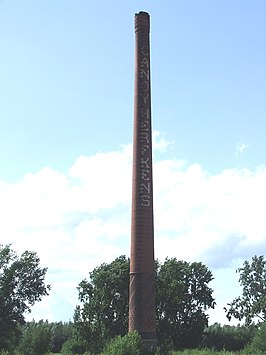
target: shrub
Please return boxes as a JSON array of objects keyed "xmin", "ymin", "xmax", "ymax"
[
  {"xmin": 249, "ymin": 322, "xmax": 266, "ymax": 351},
  {"xmin": 61, "ymin": 337, "xmax": 88, "ymax": 355},
  {"xmin": 101, "ymin": 331, "xmax": 143, "ymax": 355},
  {"xmin": 201, "ymin": 323, "xmax": 256, "ymax": 351}
]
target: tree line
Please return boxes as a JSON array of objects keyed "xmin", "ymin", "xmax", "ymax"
[{"xmin": 0, "ymin": 244, "xmax": 266, "ymax": 354}]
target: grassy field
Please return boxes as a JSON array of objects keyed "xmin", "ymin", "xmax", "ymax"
[{"xmin": 172, "ymin": 349, "xmax": 264, "ymax": 355}]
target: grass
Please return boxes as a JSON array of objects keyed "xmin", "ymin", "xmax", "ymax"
[{"xmin": 171, "ymin": 349, "xmax": 265, "ymax": 355}]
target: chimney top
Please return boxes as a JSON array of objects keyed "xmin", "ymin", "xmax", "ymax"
[{"xmin": 135, "ymin": 11, "xmax": 150, "ymax": 32}]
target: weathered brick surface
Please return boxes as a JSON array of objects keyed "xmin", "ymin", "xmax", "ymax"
[{"xmin": 129, "ymin": 11, "xmax": 157, "ymax": 345}]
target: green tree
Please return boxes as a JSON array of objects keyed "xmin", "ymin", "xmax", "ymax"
[
  {"xmin": 201, "ymin": 323, "xmax": 256, "ymax": 351},
  {"xmin": 18, "ymin": 320, "xmax": 51, "ymax": 355},
  {"xmin": 17, "ymin": 320, "xmax": 74, "ymax": 354},
  {"xmin": 156, "ymin": 258, "xmax": 215, "ymax": 349},
  {"xmin": 0, "ymin": 244, "xmax": 50, "ymax": 350},
  {"xmin": 49, "ymin": 321, "xmax": 74, "ymax": 353},
  {"xmin": 225, "ymin": 255, "xmax": 266, "ymax": 325},
  {"xmin": 74, "ymin": 255, "xmax": 129, "ymax": 353},
  {"xmin": 250, "ymin": 322, "xmax": 266, "ymax": 351},
  {"xmin": 74, "ymin": 256, "xmax": 215, "ymax": 352}
]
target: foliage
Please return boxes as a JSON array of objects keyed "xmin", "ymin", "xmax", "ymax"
[
  {"xmin": 17, "ymin": 320, "xmax": 74, "ymax": 354},
  {"xmin": 156, "ymin": 258, "xmax": 215, "ymax": 350},
  {"xmin": 17, "ymin": 320, "xmax": 51, "ymax": 355},
  {"xmin": 101, "ymin": 331, "xmax": 143, "ymax": 355},
  {"xmin": 49, "ymin": 321, "xmax": 74, "ymax": 353},
  {"xmin": 249, "ymin": 321, "xmax": 266, "ymax": 351},
  {"xmin": 0, "ymin": 244, "xmax": 50, "ymax": 350},
  {"xmin": 171, "ymin": 350, "xmax": 265, "ymax": 355},
  {"xmin": 173, "ymin": 351, "xmax": 232, "ymax": 355},
  {"xmin": 201, "ymin": 323, "xmax": 256, "ymax": 351},
  {"xmin": 74, "ymin": 255, "xmax": 129, "ymax": 353},
  {"xmin": 60, "ymin": 336, "xmax": 89, "ymax": 354},
  {"xmin": 75, "ymin": 256, "xmax": 215, "ymax": 352},
  {"xmin": 225, "ymin": 255, "xmax": 266, "ymax": 325}
]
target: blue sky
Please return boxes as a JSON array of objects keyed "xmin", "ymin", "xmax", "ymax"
[{"xmin": 1, "ymin": 1, "xmax": 266, "ymax": 325}]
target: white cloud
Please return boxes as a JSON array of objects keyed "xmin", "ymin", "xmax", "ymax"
[
  {"xmin": 153, "ymin": 131, "xmax": 174, "ymax": 152},
  {"xmin": 1, "ymin": 133, "xmax": 266, "ymax": 323},
  {"xmin": 154, "ymin": 164, "xmax": 266, "ymax": 265},
  {"xmin": 235, "ymin": 142, "xmax": 249, "ymax": 158},
  {"xmin": 68, "ymin": 144, "xmax": 132, "ymax": 212}
]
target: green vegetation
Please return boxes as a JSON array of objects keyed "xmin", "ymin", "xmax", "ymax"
[
  {"xmin": 0, "ymin": 319, "xmax": 261, "ymax": 354},
  {"xmin": 17, "ymin": 320, "xmax": 74, "ymax": 355},
  {"xmin": 171, "ymin": 350, "xmax": 265, "ymax": 355},
  {"xmin": 156, "ymin": 258, "xmax": 215, "ymax": 350},
  {"xmin": 74, "ymin": 255, "xmax": 129, "ymax": 353},
  {"xmin": 0, "ymin": 244, "xmax": 50, "ymax": 351},
  {"xmin": 201, "ymin": 323, "xmax": 256, "ymax": 351},
  {"xmin": 75, "ymin": 256, "xmax": 215, "ymax": 353},
  {"xmin": 1, "ymin": 248, "xmax": 266, "ymax": 354},
  {"xmin": 225, "ymin": 255, "xmax": 266, "ymax": 325},
  {"xmin": 101, "ymin": 331, "xmax": 143, "ymax": 355}
]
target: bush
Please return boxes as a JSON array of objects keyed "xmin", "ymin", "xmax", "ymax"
[
  {"xmin": 201, "ymin": 323, "xmax": 256, "ymax": 351},
  {"xmin": 155, "ymin": 337, "xmax": 173, "ymax": 355},
  {"xmin": 61, "ymin": 337, "xmax": 88, "ymax": 355},
  {"xmin": 101, "ymin": 331, "xmax": 143, "ymax": 355},
  {"xmin": 172, "ymin": 350, "xmax": 265, "ymax": 355},
  {"xmin": 249, "ymin": 322, "xmax": 266, "ymax": 351}
]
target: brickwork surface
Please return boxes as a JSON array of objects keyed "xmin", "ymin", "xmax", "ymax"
[{"xmin": 129, "ymin": 11, "xmax": 157, "ymax": 344}]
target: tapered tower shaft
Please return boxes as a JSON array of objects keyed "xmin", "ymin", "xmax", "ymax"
[{"xmin": 129, "ymin": 11, "xmax": 157, "ymax": 346}]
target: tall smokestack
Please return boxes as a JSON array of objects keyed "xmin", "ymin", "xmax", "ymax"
[{"xmin": 129, "ymin": 11, "xmax": 157, "ymax": 347}]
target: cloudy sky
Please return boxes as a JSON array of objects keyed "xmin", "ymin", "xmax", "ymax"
[{"xmin": 1, "ymin": 1, "xmax": 266, "ymax": 325}]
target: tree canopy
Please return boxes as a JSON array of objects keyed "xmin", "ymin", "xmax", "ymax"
[
  {"xmin": 0, "ymin": 244, "xmax": 50, "ymax": 350},
  {"xmin": 225, "ymin": 255, "xmax": 266, "ymax": 325},
  {"xmin": 74, "ymin": 255, "xmax": 129, "ymax": 353},
  {"xmin": 74, "ymin": 255, "xmax": 215, "ymax": 352},
  {"xmin": 156, "ymin": 258, "xmax": 215, "ymax": 349}
]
